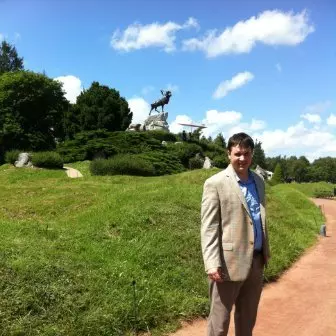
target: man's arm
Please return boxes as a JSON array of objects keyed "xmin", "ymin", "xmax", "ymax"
[{"xmin": 201, "ymin": 180, "xmax": 222, "ymax": 281}]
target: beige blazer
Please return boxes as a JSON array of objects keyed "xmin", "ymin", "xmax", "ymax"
[{"xmin": 201, "ymin": 164, "xmax": 270, "ymax": 282}]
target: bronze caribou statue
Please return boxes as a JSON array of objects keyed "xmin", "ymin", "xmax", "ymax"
[{"xmin": 149, "ymin": 90, "xmax": 172, "ymax": 115}]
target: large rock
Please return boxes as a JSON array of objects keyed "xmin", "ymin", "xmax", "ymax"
[
  {"xmin": 14, "ymin": 153, "xmax": 32, "ymax": 168},
  {"xmin": 144, "ymin": 112, "xmax": 169, "ymax": 131},
  {"xmin": 203, "ymin": 156, "xmax": 212, "ymax": 169}
]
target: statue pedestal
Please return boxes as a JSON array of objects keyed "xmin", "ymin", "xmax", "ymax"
[{"xmin": 144, "ymin": 112, "xmax": 169, "ymax": 132}]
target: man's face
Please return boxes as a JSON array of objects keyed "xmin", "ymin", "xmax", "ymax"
[{"xmin": 228, "ymin": 145, "xmax": 253, "ymax": 176}]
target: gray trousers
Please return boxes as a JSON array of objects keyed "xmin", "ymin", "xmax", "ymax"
[{"xmin": 207, "ymin": 254, "xmax": 264, "ymax": 336}]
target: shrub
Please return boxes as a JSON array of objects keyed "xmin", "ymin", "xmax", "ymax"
[
  {"xmin": 57, "ymin": 131, "xmax": 164, "ymax": 163},
  {"xmin": 5, "ymin": 150, "xmax": 21, "ymax": 165},
  {"xmin": 31, "ymin": 151, "xmax": 64, "ymax": 169},
  {"xmin": 212, "ymin": 155, "xmax": 229, "ymax": 169},
  {"xmin": 137, "ymin": 151, "xmax": 185, "ymax": 175},
  {"xmin": 57, "ymin": 140, "xmax": 87, "ymax": 163},
  {"xmin": 146, "ymin": 130, "xmax": 177, "ymax": 142},
  {"xmin": 85, "ymin": 140, "xmax": 118, "ymax": 160},
  {"xmin": 189, "ymin": 156, "xmax": 204, "ymax": 170},
  {"xmin": 167, "ymin": 142, "xmax": 203, "ymax": 167},
  {"xmin": 313, "ymin": 189, "xmax": 334, "ymax": 198},
  {"xmin": 90, "ymin": 155, "xmax": 155, "ymax": 176}
]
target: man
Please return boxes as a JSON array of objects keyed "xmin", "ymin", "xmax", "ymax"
[{"xmin": 201, "ymin": 132, "xmax": 270, "ymax": 336}]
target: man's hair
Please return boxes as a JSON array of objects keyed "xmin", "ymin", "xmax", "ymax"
[{"xmin": 227, "ymin": 132, "xmax": 254, "ymax": 152}]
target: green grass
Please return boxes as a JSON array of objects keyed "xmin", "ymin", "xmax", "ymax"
[
  {"xmin": 264, "ymin": 184, "xmax": 323, "ymax": 280},
  {"xmin": 287, "ymin": 181, "xmax": 336, "ymax": 198},
  {"xmin": 0, "ymin": 165, "xmax": 324, "ymax": 335}
]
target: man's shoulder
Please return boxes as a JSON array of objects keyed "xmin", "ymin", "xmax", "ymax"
[
  {"xmin": 252, "ymin": 170, "xmax": 265, "ymax": 183},
  {"xmin": 204, "ymin": 168, "xmax": 229, "ymax": 185}
]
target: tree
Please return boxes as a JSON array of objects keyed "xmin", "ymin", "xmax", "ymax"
[
  {"xmin": 190, "ymin": 127, "xmax": 202, "ymax": 141},
  {"xmin": 68, "ymin": 81, "xmax": 132, "ymax": 136},
  {"xmin": 310, "ymin": 157, "xmax": 336, "ymax": 183},
  {"xmin": 291, "ymin": 156, "xmax": 310, "ymax": 182},
  {"xmin": 265, "ymin": 156, "xmax": 280, "ymax": 172},
  {"xmin": 0, "ymin": 71, "xmax": 68, "ymax": 154},
  {"xmin": 214, "ymin": 133, "xmax": 226, "ymax": 149},
  {"xmin": 252, "ymin": 140, "xmax": 266, "ymax": 169},
  {"xmin": 271, "ymin": 163, "xmax": 284, "ymax": 185},
  {"xmin": 0, "ymin": 40, "xmax": 24, "ymax": 75}
]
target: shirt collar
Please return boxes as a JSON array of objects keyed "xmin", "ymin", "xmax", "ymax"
[{"xmin": 234, "ymin": 169, "xmax": 254, "ymax": 184}]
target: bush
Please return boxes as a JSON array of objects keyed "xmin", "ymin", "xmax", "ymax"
[
  {"xmin": 31, "ymin": 151, "xmax": 64, "ymax": 169},
  {"xmin": 90, "ymin": 155, "xmax": 155, "ymax": 176},
  {"xmin": 5, "ymin": 150, "xmax": 21, "ymax": 165},
  {"xmin": 146, "ymin": 130, "xmax": 177, "ymax": 142},
  {"xmin": 57, "ymin": 131, "xmax": 163, "ymax": 163},
  {"xmin": 189, "ymin": 156, "xmax": 204, "ymax": 170},
  {"xmin": 313, "ymin": 189, "xmax": 334, "ymax": 198},
  {"xmin": 167, "ymin": 142, "xmax": 203, "ymax": 167},
  {"xmin": 212, "ymin": 155, "xmax": 229, "ymax": 169},
  {"xmin": 57, "ymin": 140, "xmax": 87, "ymax": 163},
  {"xmin": 85, "ymin": 140, "xmax": 118, "ymax": 160},
  {"xmin": 137, "ymin": 151, "xmax": 185, "ymax": 175}
]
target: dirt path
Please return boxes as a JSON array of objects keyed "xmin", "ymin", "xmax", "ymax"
[
  {"xmin": 64, "ymin": 166, "xmax": 83, "ymax": 178},
  {"xmin": 170, "ymin": 198, "xmax": 336, "ymax": 336}
]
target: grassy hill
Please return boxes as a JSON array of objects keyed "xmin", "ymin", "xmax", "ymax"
[{"xmin": 0, "ymin": 164, "xmax": 324, "ymax": 335}]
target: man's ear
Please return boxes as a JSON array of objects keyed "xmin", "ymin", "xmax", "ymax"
[{"xmin": 227, "ymin": 150, "xmax": 230, "ymax": 159}]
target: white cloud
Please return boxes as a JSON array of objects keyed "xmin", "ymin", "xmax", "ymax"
[
  {"xmin": 111, "ymin": 17, "xmax": 198, "ymax": 52},
  {"xmin": 183, "ymin": 9, "xmax": 314, "ymax": 57},
  {"xmin": 213, "ymin": 71, "xmax": 254, "ymax": 99},
  {"xmin": 250, "ymin": 119, "xmax": 267, "ymax": 130},
  {"xmin": 304, "ymin": 100, "xmax": 331, "ymax": 114},
  {"xmin": 276, "ymin": 63, "xmax": 282, "ymax": 72},
  {"xmin": 0, "ymin": 33, "xmax": 4, "ymax": 41},
  {"xmin": 54, "ymin": 75, "xmax": 83, "ymax": 104},
  {"xmin": 327, "ymin": 113, "xmax": 336, "ymax": 126},
  {"xmin": 127, "ymin": 97, "xmax": 151, "ymax": 124},
  {"xmin": 254, "ymin": 121, "xmax": 336, "ymax": 157},
  {"xmin": 300, "ymin": 113, "xmax": 321, "ymax": 123},
  {"xmin": 200, "ymin": 110, "xmax": 243, "ymax": 137},
  {"xmin": 169, "ymin": 115, "xmax": 193, "ymax": 134},
  {"xmin": 170, "ymin": 108, "xmax": 336, "ymax": 160}
]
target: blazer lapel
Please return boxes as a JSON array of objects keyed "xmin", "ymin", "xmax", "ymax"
[
  {"xmin": 252, "ymin": 172, "xmax": 264, "ymax": 204},
  {"xmin": 252, "ymin": 171, "xmax": 266, "ymax": 228},
  {"xmin": 225, "ymin": 165, "xmax": 251, "ymax": 218}
]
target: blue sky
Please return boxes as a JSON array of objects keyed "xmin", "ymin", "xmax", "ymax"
[{"xmin": 1, "ymin": 0, "xmax": 335, "ymax": 160}]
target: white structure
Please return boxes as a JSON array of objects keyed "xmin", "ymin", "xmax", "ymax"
[{"xmin": 255, "ymin": 165, "xmax": 273, "ymax": 180}]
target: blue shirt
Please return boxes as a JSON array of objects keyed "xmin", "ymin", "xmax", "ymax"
[{"xmin": 237, "ymin": 172, "xmax": 263, "ymax": 251}]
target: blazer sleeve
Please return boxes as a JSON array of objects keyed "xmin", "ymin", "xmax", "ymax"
[{"xmin": 201, "ymin": 179, "xmax": 222, "ymax": 272}]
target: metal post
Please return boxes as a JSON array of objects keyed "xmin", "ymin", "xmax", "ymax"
[{"xmin": 131, "ymin": 280, "xmax": 138, "ymax": 335}]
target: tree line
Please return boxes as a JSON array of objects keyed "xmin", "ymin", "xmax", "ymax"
[
  {"xmin": 0, "ymin": 41, "xmax": 335, "ymax": 184},
  {"xmin": 0, "ymin": 40, "xmax": 132, "ymax": 157}
]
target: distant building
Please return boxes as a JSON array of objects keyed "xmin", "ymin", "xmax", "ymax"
[{"xmin": 255, "ymin": 165, "xmax": 273, "ymax": 180}]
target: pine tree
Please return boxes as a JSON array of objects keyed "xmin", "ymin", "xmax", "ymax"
[
  {"xmin": 271, "ymin": 163, "xmax": 284, "ymax": 185},
  {"xmin": 0, "ymin": 40, "xmax": 24, "ymax": 75}
]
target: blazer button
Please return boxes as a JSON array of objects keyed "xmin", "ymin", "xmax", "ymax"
[{"xmin": 249, "ymin": 241, "xmax": 254, "ymax": 245}]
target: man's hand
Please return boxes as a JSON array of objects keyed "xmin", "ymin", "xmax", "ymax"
[{"xmin": 207, "ymin": 268, "xmax": 223, "ymax": 282}]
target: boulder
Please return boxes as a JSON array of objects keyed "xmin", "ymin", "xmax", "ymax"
[
  {"xmin": 14, "ymin": 153, "xmax": 32, "ymax": 168},
  {"xmin": 203, "ymin": 156, "xmax": 212, "ymax": 169},
  {"xmin": 144, "ymin": 112, "xmax": 169, "ymax": 131}
]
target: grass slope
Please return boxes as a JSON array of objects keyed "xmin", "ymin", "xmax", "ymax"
[
  {"xmin": 0, "ymin": 165, "xmax": 323, "ymax": 335},
  {"xmin": 287, "ymin": 181, "xmax": 336, "ymax": 198}
]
